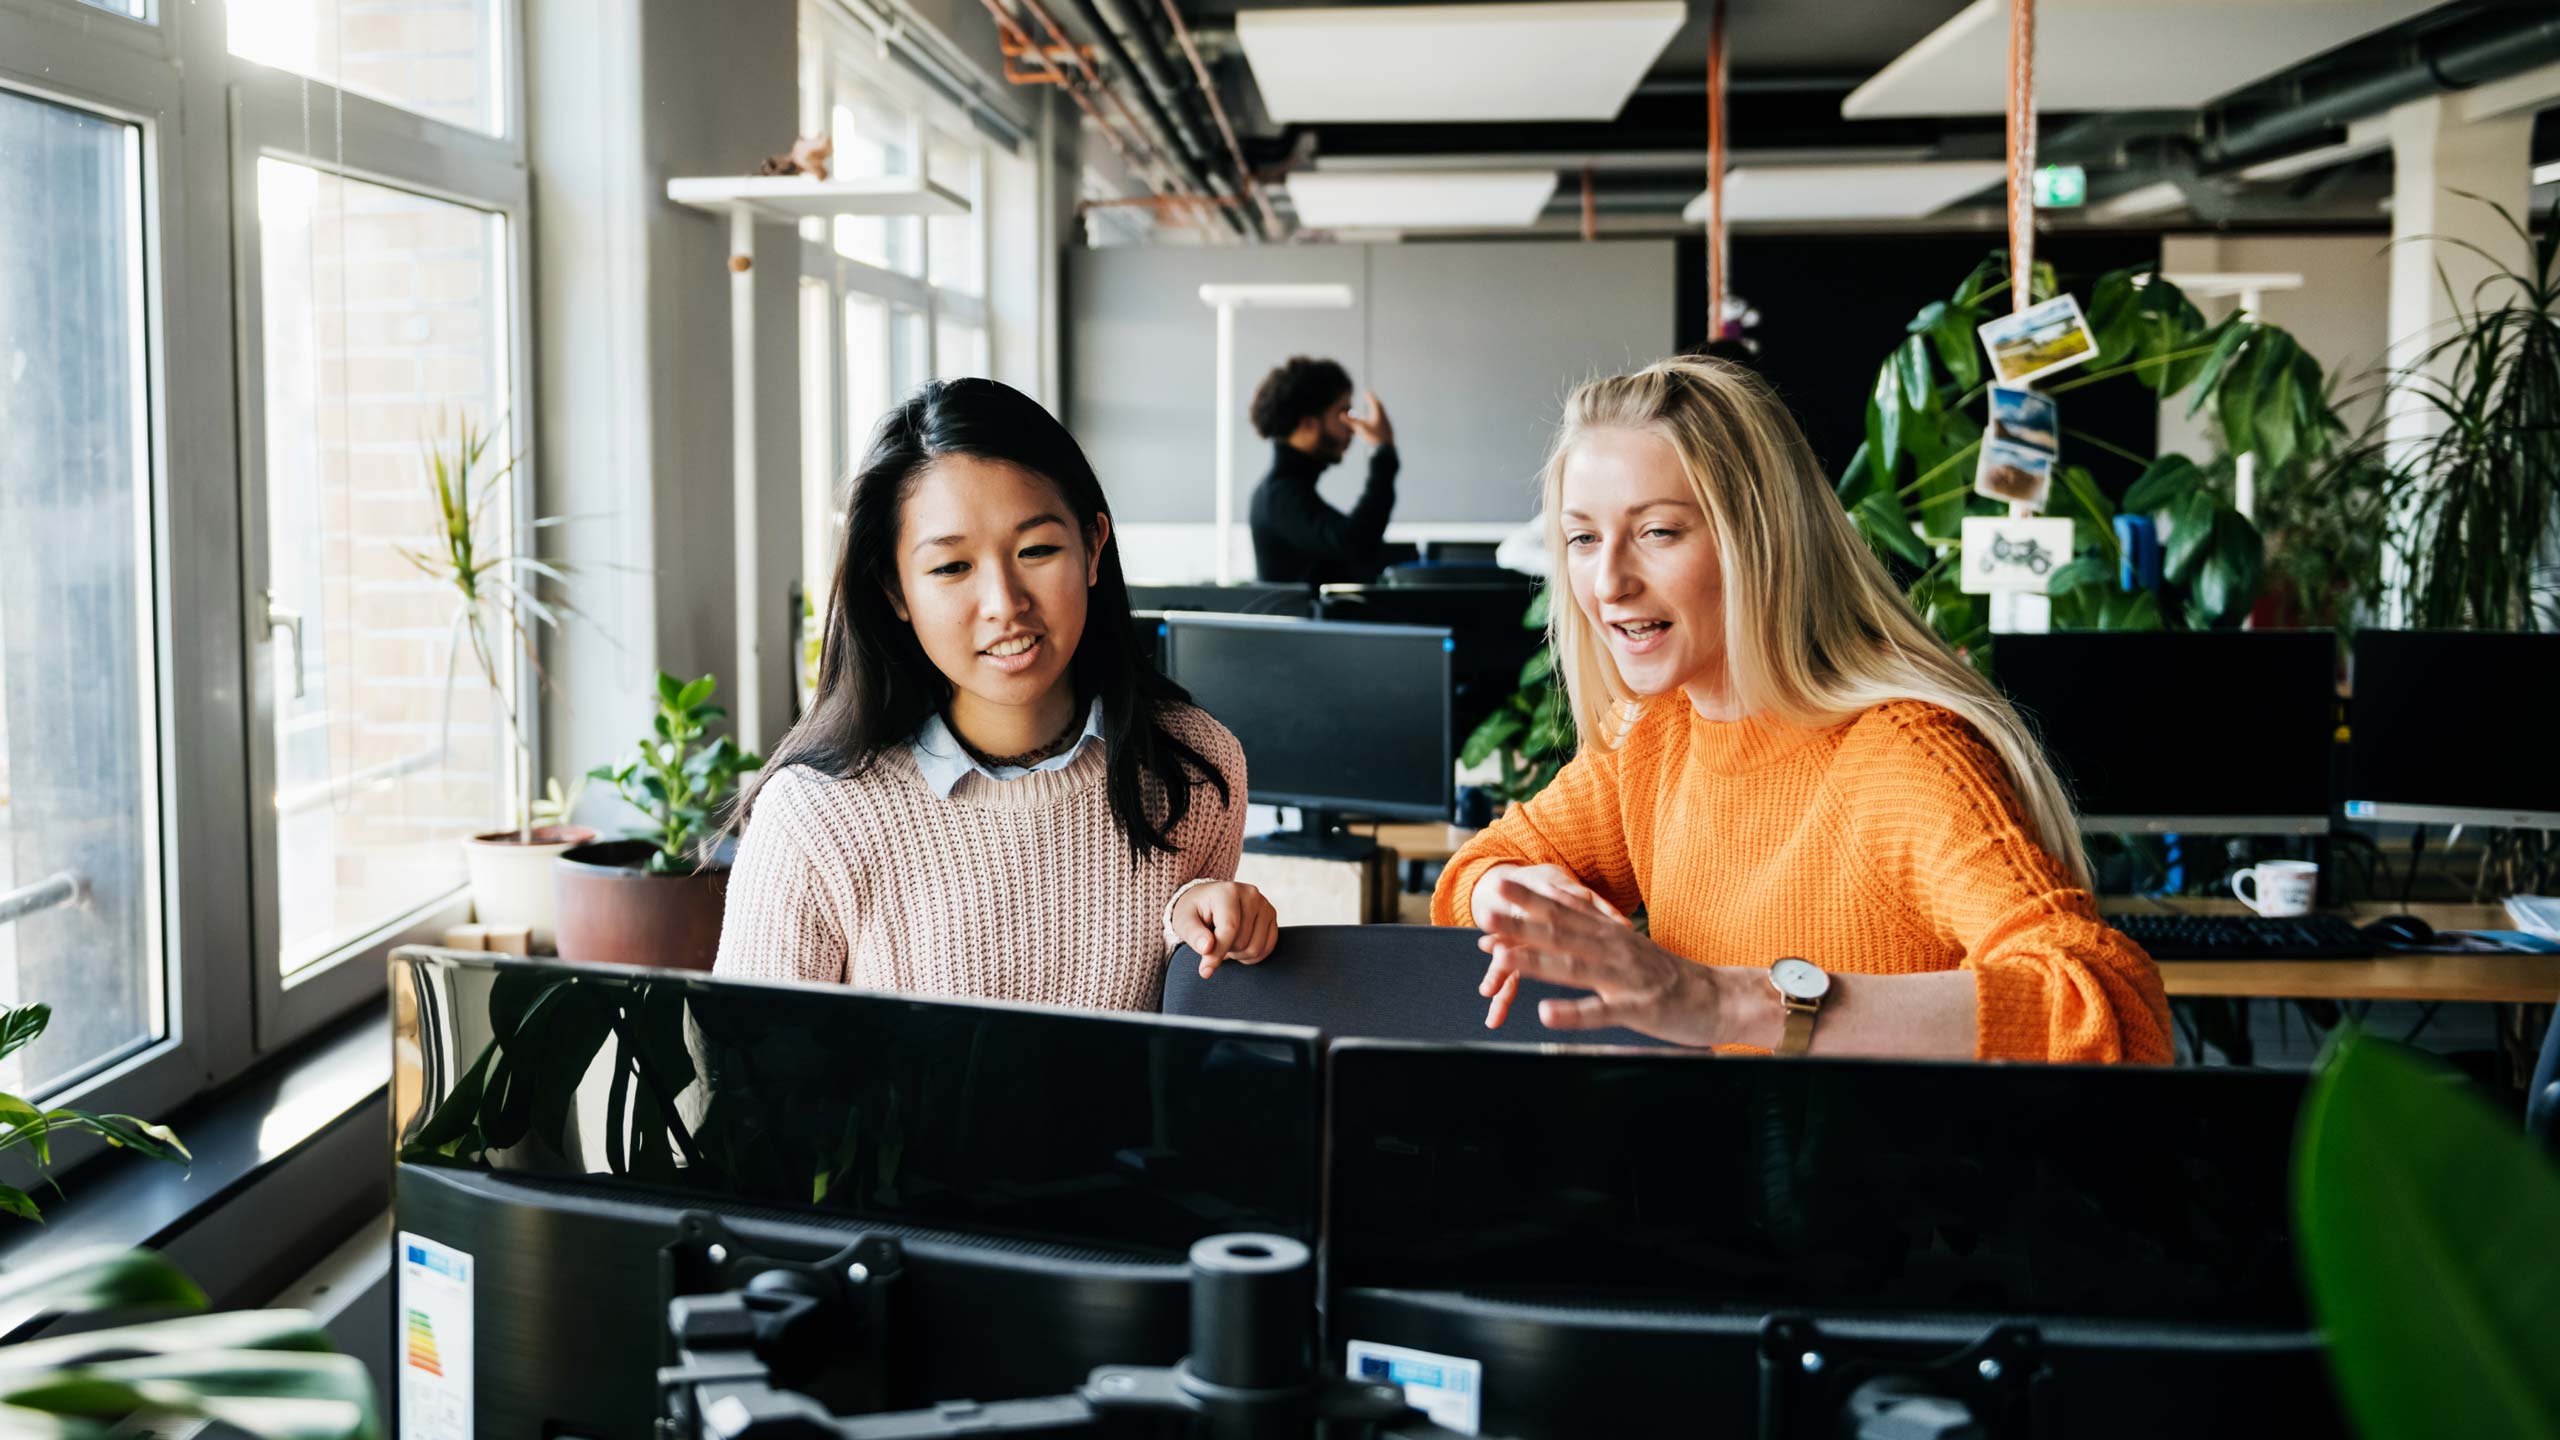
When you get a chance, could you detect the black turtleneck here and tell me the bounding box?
[1247,440,1399,584]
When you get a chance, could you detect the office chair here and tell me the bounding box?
[1162,924,1667,1048]
[1380,562,1528,589]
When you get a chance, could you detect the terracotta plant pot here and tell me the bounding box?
[462,825,597,954]
[552,839,728,971]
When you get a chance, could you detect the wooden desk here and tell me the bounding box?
[1388,893,2559,1004]
[1353,823,1480,865]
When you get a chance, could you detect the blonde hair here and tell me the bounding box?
[1541,355,2092,888]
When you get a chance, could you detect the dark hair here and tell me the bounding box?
[739,378,1231,859]
[1248,356,1353,440]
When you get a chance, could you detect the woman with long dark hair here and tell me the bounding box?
[715,379,1275,1009]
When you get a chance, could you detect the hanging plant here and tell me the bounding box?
[1837,255,2361,650]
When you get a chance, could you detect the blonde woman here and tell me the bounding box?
[1432,357,2170,1063]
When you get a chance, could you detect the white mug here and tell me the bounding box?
[2231,860,2319,918]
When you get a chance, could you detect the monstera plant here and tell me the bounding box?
[1838,254,2360,651]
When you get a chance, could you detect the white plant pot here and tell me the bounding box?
[462,825,596,954]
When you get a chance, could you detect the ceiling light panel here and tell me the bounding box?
[1237,1,1687,123]
[1681,162,2007,223]
[1288,170,1561,229]
[1843,0,2441,119]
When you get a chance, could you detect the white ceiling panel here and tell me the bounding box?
[1237,1,1687,123]
[1288,170,1561,228]
[1681,161,2007,222]
[1842,0,2442,119]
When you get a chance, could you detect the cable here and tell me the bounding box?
[2401,823,2427,909]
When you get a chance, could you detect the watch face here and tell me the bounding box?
[1771,957,1830,1001]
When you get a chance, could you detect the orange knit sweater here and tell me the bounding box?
[1432,699,2171,1064]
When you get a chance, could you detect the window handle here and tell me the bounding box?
[262,592,306,700]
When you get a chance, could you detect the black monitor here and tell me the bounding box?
[390,950,1322,1439]
[1317,582,1543,742]
[1132,608,1166,671]
[1325,1042,2339,1439]
[1993,630,2337,834]
[1162,613,1456,854]
[1126,581,1314,617]
[2343,629,2560,829]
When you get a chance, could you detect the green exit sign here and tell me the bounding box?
[2034,165,2087,209]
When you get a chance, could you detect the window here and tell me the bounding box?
[228,0,508,137]
[252,160,514,975]
[0,87,162,1099]
[801,1,998,609]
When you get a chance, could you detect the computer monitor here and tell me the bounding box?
[1325,1042,2339,1439]
[390,949,1323,1438]
[1317,582,1543,741]
[1161,613,1456,853]
[2343,629,2560,828]
[1126,581,1314,617]
[1132,608,1166,672]
[1993,630,2337,834]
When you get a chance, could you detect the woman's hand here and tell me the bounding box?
[1469,864,1627,1027]
[1175,881,1280,978]
[1477,875,1747,1048]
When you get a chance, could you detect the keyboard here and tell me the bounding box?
[2102,912,2374,960]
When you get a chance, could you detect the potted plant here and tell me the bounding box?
[396,416,596,951]
[553,672,763,971]
[0,1003,378,1437]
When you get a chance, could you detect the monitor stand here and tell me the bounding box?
[1244,808,1380,861]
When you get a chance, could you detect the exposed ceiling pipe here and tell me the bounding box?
[1312,145,1938,174]
[2202,9,2560,171]
[1152,0,1286,241]
[1083,0,1218,164]
[1052,0,1256,238]
[980,0,1187,224]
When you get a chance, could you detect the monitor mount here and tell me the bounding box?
[1758,1313,2050,1440]
[658,1220,1453,1440]
[1245,808,1381,862]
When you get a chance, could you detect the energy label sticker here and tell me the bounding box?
[397,1231,473,1440]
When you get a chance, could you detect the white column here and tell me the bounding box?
[730,207,763,751]
[1213,301,1237,585]
[2381,94,2533,625]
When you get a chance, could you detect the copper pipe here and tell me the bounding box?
[2007,0,2036,312]
[1152,0,1283,241]
[1017,0,1193,202]
[1705,0,1727,341]
[979,0,1188,226]
[1580,164,1596,241]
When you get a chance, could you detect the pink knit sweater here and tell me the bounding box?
[712,705,1246,1010]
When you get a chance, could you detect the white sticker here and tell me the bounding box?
[1960,515,2076,595]
[397,1231,474,1440]
[1347,1339,1482,1435]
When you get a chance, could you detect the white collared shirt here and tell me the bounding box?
[908,697,1107,799]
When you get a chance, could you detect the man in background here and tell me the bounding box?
[1246,356,1398,584]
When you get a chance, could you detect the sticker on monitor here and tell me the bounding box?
[1347,1339,1482,1435]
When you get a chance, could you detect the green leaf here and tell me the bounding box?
[2098,588,2164,631]
[1461,709,1526,769]
[2217,336,2269,456]
[2295,1033,2560,1440]
[1906,299,1947,336]
[2252,333,2302,469]
[0,1094,49,1168]
[2121,454,2205,515]
[1931,307,1984,392]
[2183,318,2256,414]
[1517,649,1554,687]
[2044,556,2109,596]
[55,1112,190,1166]
[1866,358,1904,488]
[0,1006,50,1064]
[675,676,716,712]
[2,1347,381,1440]
[0,1248,208,1319]
[0,1309,339,1372]
[1896,335,1934,414]
[2191,509,2265,627]
[0,1185,40,1223]
[1836,441,1881,504]
[1521,588,1550,629]
[2161,491,2219,584]
[1853,492,1932,567]
[655,672,681,707]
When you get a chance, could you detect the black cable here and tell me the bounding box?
[2401,823,2428,909]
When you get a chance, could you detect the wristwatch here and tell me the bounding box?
[1769,957,1831,1056]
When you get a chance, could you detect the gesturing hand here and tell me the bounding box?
[1345,390,1394,449]
[1476,875,1739,1048]
[1469,864,1626,1028]
[1174,881,1279,978]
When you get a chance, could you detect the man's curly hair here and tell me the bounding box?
[1248,356,1353,440]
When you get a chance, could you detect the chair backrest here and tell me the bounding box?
[1161,924,1668,1048]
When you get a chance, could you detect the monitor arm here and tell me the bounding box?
[1757,1314,2050,1440]
[660,1227,1457,1440]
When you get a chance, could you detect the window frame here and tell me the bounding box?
[225,64,535,1052]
